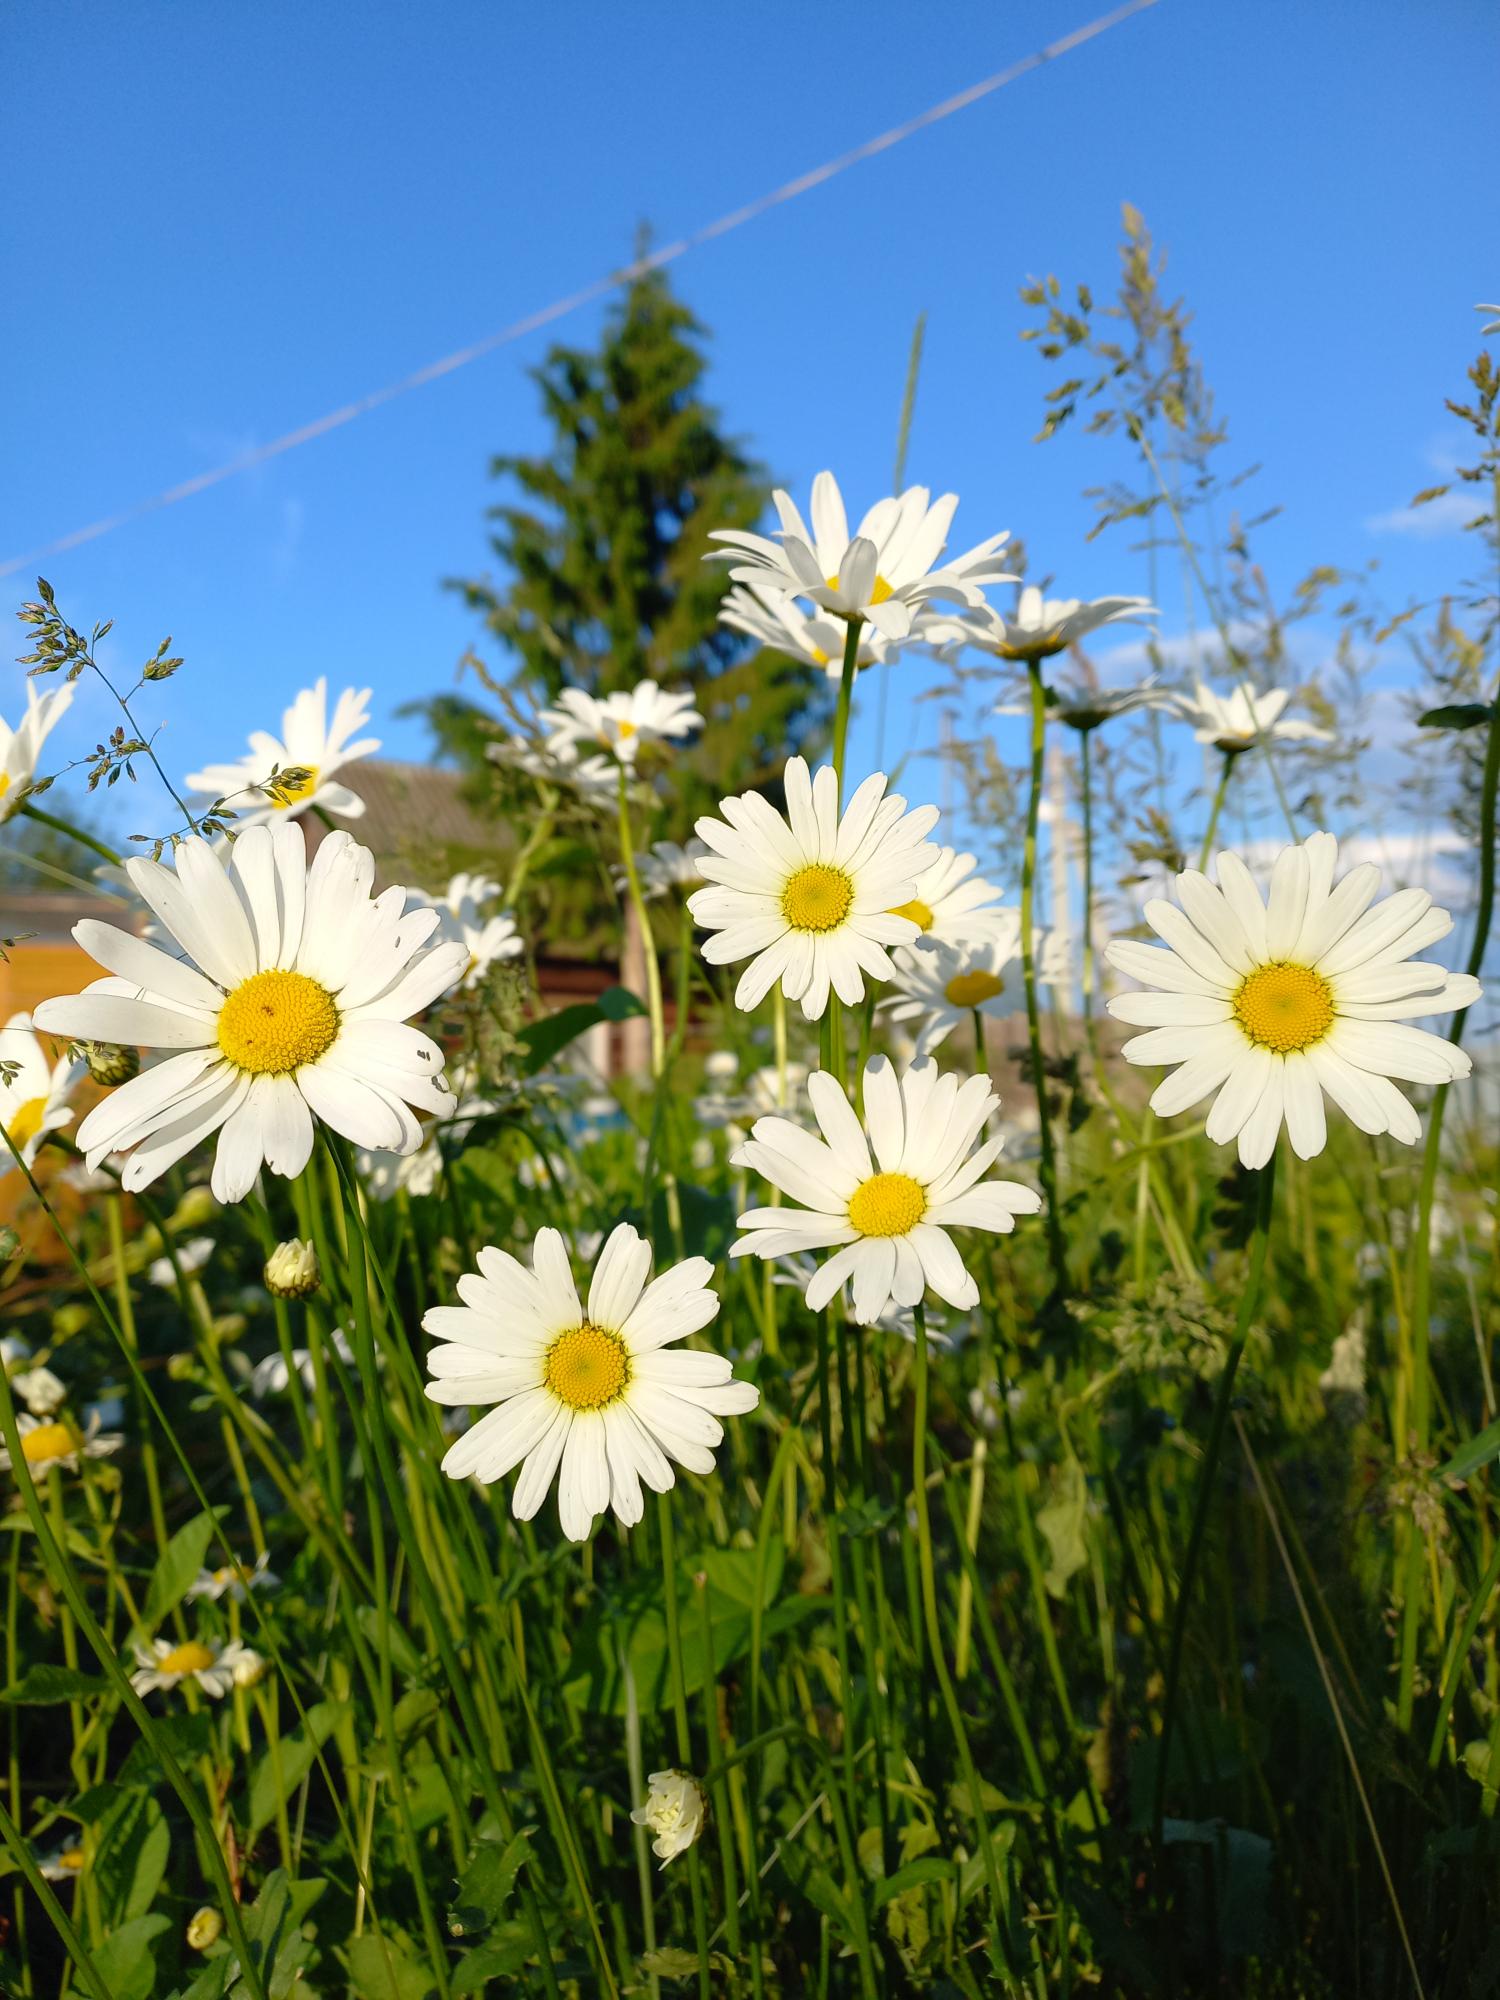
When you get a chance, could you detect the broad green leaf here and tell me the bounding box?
[1418,702,1493,731]
[1438,1414,1500,1483]
[1036,1456,1089,1599]
[451,1826,533,1933]
[345,1930,437,2000]
[142,1510,219,1630]
[451,1923,534,1992]
[1,1662,109,1703]
[94,1789,169,1928]
[119,1710,212,1787]
[514,986,644,1075]
[91,1913,171,2000]
[873,1855,958,1907]
[247,1701,337,1839]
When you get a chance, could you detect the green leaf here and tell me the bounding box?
[514,986,644,1075]
[91,1913,171,2000]
[638,1946,705,1982]
[451,1924,534,1992]
[94,1789,169,1929]
[1418,702,1493,732]
[451,1827,533,1934]
[247,1701,338,1839]
[119,1710,212,1787]
[142,1510,219,1630]
[1036,1456,1089,1599]
[1,1662,110,1703]
[345,1931,437,2000]
[873,1856,957,1907]
[1438,1414,1500,1483]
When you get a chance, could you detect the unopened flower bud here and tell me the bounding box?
[186,1907,222,1951]
[630,1770,707,1866]
[14,1366,67,1417]
[170,1185,220,1231]
[231,1646,267,1690]
[82,1041,139,1086]
[264,1238,320,1301]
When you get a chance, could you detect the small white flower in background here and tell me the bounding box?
[34,823,466,1204]
[186,1550,279,1603]
[1477,303,1500,336]
[1104,830,1482,1168]
[539,680,702,767]
[703,1050,739,1083]
[1171,679,1332,754]
[719,582,894,677]
[731,1056,1042,1324]
[423,1223,759,1541]
[708,471,1013,641]
[264,1237,321,1300]
[688,757,939,1021]
[185,678,379,825]
[1,1336,30,1369]
[358,1065,496,1203]
[488,734,621,809]
[129,1635,260,1699]
[881,917,1042,1056]
[631,1769,707,1866]
[772,1256,964,1348]
[0,680,74,822]
[0,1411,124,1477]
[945,586,1155,663]
[37,1842,85,1885]
[410,873,523,992]
[12,1365,68,1417]
[993,670,1169,733]
[147,1236,215,1290]
[249,1328,354,1399]
[614,839,710,902]
[886,845,1013,950]
[1319,1318,1367,1401]
[0,1013,82,1178]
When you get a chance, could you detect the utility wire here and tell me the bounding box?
[2,0,1160,580]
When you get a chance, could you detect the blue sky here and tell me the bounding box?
[4,0,1497,853]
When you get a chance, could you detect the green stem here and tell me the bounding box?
[19,800,122,866]
[658,1496,711,2000]
[1152,1150,1278,1846]
[911,1304,1017,1974]
[1020,659,1067,1292]
[1195,749,1237,873]
[830,618,861,800]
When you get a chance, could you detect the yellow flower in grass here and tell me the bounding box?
[129,1635,261,1699]
[0,1412,123,1477]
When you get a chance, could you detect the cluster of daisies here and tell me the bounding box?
[6,466,1482,1565]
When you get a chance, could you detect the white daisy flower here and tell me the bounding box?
[33,824,466,1205]
[37,1842,85,1885]
[613,839,710,902]
[147,1236,215,1289]
[248,1328,355,1399]
[0,1013,82,1178]
[1104,830,1483,1168]
[1170,679,1332,754]
[410,873,523,992]
[358,1065,496,1202]
[186,678,380,825]
[0,1412,124,1476]
[488,734,621,808]
[730,1056,1041,1324]
[1005,670,1169,733]
[688,758,939,1021]
[880,919,1036,1056]
[186,1550,278,1603]
[719,583,893,677]
[886,846,1012,949]
[771,1254,963,1347]
[539,680,702,767]
[422,1223,759,1541]
[631,1770,707,1867]
[129,1635,259,1699]
[708,471,1013,641]
[949,587,1154,662]
[0,681,74,822]
[12,1365,68,1417]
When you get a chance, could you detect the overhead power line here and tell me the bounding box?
[2,0,1159,580]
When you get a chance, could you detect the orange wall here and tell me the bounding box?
[1,940,91,1024]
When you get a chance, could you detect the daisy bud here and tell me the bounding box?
[264,1238,321,1301]
[171,1186,220,1231]
[230,1646,267,1689]
[81,1041,139,1086]
[186,1908,223,1951]
[13,1365,67,1417]
[630,1770,707,1866]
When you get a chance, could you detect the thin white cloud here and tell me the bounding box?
[1365,489,1476,540]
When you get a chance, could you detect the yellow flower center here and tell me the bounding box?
[781,864,854,934]
[272,765,319,808]
[615,719,638,740]
[810,645,831,667]
[217,970,339,1075]
[543,1323,630,1411]
[6,1095,48,1148]
[0,773,10,802]
[21,1421,79,1465]
[944,970,1005,1007]
[1233,962,1336,1053]
[826,574,894,605]
[847,1171,927,1238]
[58,1847,84,1873]
[158,1641,215,1676]
[888,898,935,932]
